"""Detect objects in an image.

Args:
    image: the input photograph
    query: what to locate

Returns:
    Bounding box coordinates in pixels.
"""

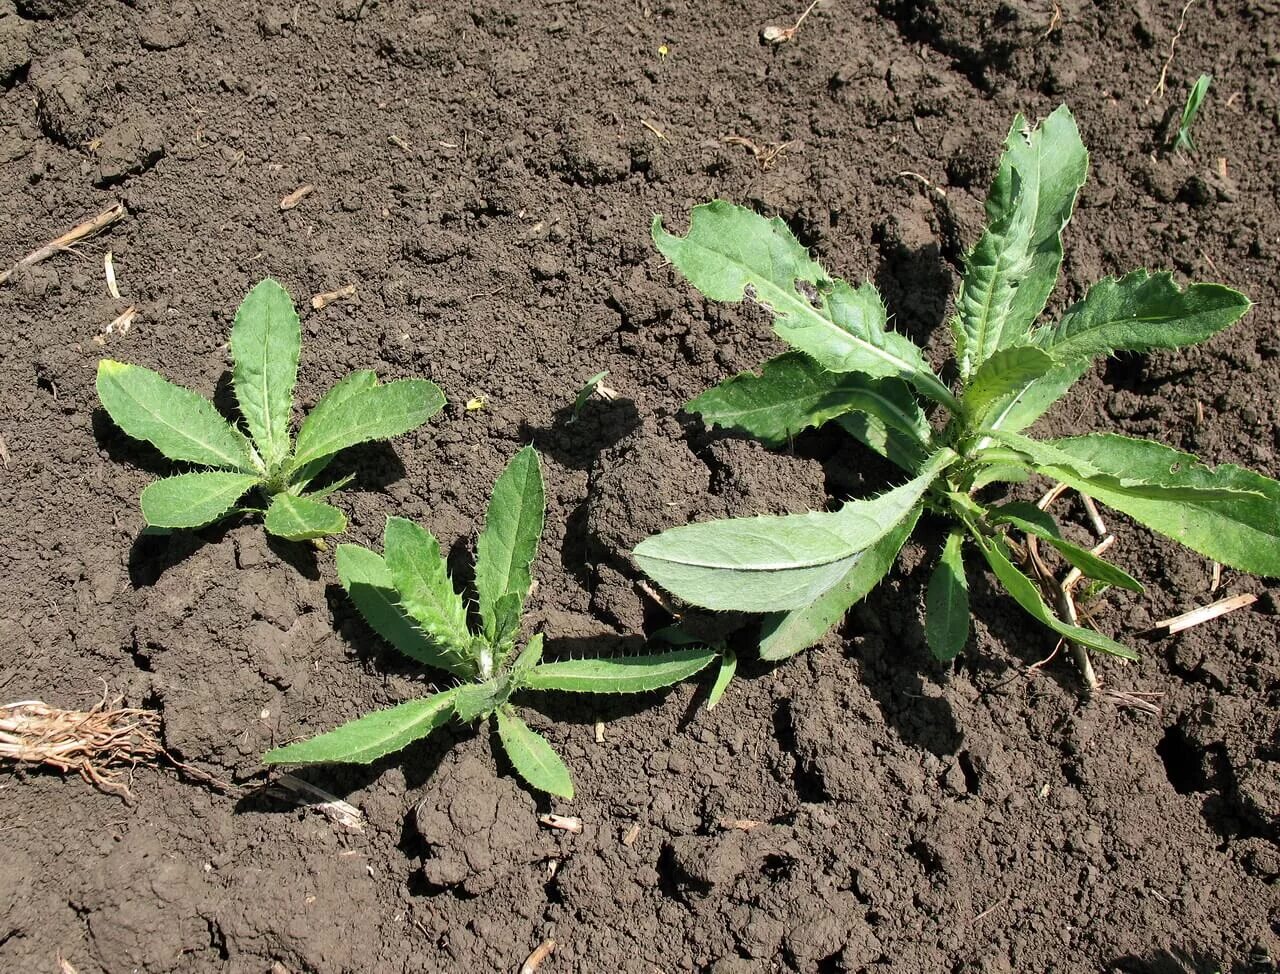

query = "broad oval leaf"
[288,370,378,487]
[97,360,257,471]
[290,378,445,471]
[263,492,346,541]
[383,516,470,655]
[523,647,716,694]
[263,688,458,765]
[926,529,970,661]
[140,471,260,528]
[475,446,545,645]
[495,706,573,798]
[231,279,300,468]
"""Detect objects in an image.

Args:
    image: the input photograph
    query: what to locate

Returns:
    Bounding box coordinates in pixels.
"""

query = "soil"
[1,0,1278,972]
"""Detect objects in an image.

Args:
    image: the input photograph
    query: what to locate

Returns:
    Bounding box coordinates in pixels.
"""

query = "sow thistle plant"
[633,105,1280,684]
[264,447,716,797]
[97,279,443,541]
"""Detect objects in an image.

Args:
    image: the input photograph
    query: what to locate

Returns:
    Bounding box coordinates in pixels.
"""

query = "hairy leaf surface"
[495,706,573,798]
[140,472,260,528]
[263,689,458,765]
[926,530,970,661]
[230,278,300,468]
[289,370,378,487]
[475,446,545,645]
[524,647,716,694]
[290,379,444,471]
[962,345,1059,424]
[383,516,470,655]
[263,493,346,540]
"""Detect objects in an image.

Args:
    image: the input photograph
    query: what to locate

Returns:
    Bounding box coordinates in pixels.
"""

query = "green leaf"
[970,463,1031,490]
[832,381,932,473]
[705,650,737,711]
[140,472,261,528]
[653,202,957,410]
[495,706,573,798]
[571,370,608,420]
[336,544,473,677]
[926,530,970,661]
[758,506,920,660]
[634,461,945,613]
[523,647,716,694]
[290,379,445,471]
[230,279,300,469]
[382,517,470,655]
[1033,271,1250,362]
[289,371,378,487]
[1041,434,1280,576]
[263,493,346,541]
[97,360,257,471]
[475,447,545,645]
[962,345,1059,424]
[971,532,1137,660]
[988,501,1144,592]
[263,688,458,765]
[954,106,1088,380]
[453,681,502,722]
[510,632,545,680]
[973,359,1090,440]
[1174,73,1212,152]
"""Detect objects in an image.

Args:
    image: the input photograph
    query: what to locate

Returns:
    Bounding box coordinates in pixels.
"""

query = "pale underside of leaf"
[522,647,717,694]
[495,706,573,798]
[231,278,300,469]
[262,688,458,765]
[475,446,545,646]
[140,471,261,528]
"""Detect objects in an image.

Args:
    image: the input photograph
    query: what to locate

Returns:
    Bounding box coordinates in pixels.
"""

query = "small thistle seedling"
[1173,73,1212,152]
[633,105,1280,683]
[97,279,444,541]
[569,370,609,423]
[264,447,716,797]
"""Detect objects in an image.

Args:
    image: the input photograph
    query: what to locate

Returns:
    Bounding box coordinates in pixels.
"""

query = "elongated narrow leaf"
[230,279,300,468]
[495,706,573,798]
[510,632,544,680]
[382,517,470,654]
[140,472,260,528]
[290,379,445,471]
[758,506,920,660]
[1041,434,1280,576]
[475,447,545,645]
[962,345,1059,424]
[97,360,257,471]
[263,689,458,765]
[972,532,1137,659]
[705,650,737,710]
[653,202,956,409]
[263,493,346,541]
[523,647,716,694]
[974,359,1090,441]
[954,106,1088,380]
[1036,270,1249,362]
[833,387,932,473]
[989,501,1143,592]
[336,543,473,677]
[289,371,378,488]
[635,462,944,613]
[926,530,970,661]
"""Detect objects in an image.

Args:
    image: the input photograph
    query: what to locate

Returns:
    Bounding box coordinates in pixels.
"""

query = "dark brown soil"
[2,0,1278,971]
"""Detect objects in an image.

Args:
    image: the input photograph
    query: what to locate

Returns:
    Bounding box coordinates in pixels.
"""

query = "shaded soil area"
[2,0,1278,971]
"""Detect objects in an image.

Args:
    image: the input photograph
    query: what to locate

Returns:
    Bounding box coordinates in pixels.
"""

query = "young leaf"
[1034,271,1250,363]
[263,493,346,541]
[290,379,445,471]
[140,472,261,528]
[973,359,1090,440]
[961,345,1059,424]
[571,370,608,421]
[1040,434,1280,576]
[954,106,1088,380]
[832,383,932,473]
[495,706,573,799]
[97,360,257,472]
[336,543,473,677]
[453,681,502,722]
[926,530,970,661]
[230,278,300,469]
[634,461,944,613]
[475,446,545,645]
[288,370,378,487]
[652,202,958,410]
[989,501,1144,592]
[705,650,737,710]
[263,688,458,765]
[758,506,920,660]
[382,517,470,655]
[510,632,545,680]
[523,647,716,694]
[1173,73,1212,152]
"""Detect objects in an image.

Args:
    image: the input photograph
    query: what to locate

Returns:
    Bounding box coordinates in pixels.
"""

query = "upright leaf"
[925,530,970,661]
[382,517,470,655]
[230,279,300,468]
[653,202,957,410]
[954,106,1088,379]
[289,370,378,487]
[495,706,573,799]
[475,447,545,644]
[263,493,347,541]
[705,650,737,710]
[97,361,257,471]
[962,345,1059,424]
[263,689,458,765]
[523,647,716,694]
[139,472,260,528]
[290,379,445,471]
[973,359,1090,440]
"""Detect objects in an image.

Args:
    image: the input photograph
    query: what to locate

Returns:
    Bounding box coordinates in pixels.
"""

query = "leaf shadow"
[128,521,235,588]
[518,395,641,473]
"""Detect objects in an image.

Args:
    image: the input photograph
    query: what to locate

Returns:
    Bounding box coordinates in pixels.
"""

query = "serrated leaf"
[653,202,956,409]
[634,461,944,613]
[263,688,458,765]
[758,506,920,660]
[290,379,445,471]
[989,501,1144,592]
[954,106,1088,380]
[1033,270,1250,362]
[705,650,737,710]
[382,516,470,655]
[336,544,473,677]
[926,529,970,661]
[263,493,346,541]
[523,647,716,694]
[453,681,502,722]
[140,472,260,528]
[475,447,545,645]
[1041,434,1280,576]
[495,706,573,798]
[511,632,544,680]
[289,371,378,488]
[975,359,1090,440]
[230,279,300,468]
[962,345,1059,424]
[97,360,257,471]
